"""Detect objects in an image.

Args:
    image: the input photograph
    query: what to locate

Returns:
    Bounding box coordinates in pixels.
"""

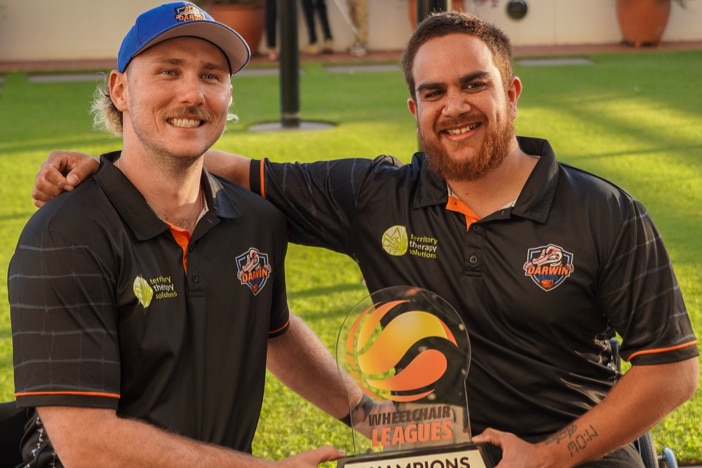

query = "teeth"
[446,123,478,135]
[169,118,201,128]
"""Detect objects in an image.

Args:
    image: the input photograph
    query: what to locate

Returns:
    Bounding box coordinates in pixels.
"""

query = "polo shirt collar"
[412,136,559,224]
[412,152,450,209]
[511,136,558,224]
[96,151,241,241]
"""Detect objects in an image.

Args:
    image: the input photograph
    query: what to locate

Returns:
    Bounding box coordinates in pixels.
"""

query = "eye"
[202,70,230,83]
[420,89,444,101]
[464,82,487,92]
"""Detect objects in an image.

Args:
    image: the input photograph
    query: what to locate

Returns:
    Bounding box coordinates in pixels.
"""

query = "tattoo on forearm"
[544,423,600,458]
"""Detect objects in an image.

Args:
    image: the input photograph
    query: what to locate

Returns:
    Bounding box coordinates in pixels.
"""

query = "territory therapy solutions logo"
[381,225,438,259]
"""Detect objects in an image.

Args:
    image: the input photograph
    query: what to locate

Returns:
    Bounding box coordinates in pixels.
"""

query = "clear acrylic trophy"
[336,286,495,467]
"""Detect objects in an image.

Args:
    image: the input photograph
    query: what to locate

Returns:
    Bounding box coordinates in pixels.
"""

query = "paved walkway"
[1,40,701,74]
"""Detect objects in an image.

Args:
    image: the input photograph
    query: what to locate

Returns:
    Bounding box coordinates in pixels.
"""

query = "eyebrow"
[416,70,491,94]
[153,57,229,73]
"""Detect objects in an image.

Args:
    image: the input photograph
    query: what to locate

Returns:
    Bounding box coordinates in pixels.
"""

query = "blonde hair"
[90,79,123,136]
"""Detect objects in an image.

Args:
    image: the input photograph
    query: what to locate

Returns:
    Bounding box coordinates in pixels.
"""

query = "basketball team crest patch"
[175,3,208,22]
[523,244,574,291]
[236,247,272,295]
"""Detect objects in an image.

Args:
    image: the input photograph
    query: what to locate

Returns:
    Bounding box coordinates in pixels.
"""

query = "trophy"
[335,286,495,468]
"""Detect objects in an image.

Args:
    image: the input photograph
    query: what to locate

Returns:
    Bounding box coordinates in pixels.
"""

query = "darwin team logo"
[175,4,207,22]
[236,248,272,295]
[523,244,575,291]
[344,299,463,403]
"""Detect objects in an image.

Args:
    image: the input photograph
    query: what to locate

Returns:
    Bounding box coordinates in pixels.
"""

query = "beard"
[420,116,515,183]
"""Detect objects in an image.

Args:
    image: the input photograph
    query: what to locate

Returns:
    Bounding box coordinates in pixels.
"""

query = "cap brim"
[134,21,250,75]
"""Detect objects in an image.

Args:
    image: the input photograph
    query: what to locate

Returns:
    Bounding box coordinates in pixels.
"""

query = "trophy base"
[337,442,495,468]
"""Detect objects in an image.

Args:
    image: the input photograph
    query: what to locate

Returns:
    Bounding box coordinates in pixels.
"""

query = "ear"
[109,70,129,112]
[506,76,522,120]
[407,97,418,118]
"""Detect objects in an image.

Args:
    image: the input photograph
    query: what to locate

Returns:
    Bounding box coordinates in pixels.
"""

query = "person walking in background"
[300,0,334,55]
[347,0,368,56]
[265,0,278,60]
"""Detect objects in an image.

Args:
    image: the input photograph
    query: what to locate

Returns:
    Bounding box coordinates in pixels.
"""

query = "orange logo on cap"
[175,4,207,22]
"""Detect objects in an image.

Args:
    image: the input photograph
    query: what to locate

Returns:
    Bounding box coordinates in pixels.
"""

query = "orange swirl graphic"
[345,300,458,402]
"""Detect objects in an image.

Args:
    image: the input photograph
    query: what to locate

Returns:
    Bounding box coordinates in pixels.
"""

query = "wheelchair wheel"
[635,432,658,468]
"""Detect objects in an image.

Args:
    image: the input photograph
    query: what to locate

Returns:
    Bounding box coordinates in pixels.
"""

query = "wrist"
[338,394,374,427]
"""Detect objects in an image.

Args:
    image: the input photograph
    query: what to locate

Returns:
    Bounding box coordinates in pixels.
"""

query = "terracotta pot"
[408,0,466,28]
[207,4,265,54]
[616,0,671,47]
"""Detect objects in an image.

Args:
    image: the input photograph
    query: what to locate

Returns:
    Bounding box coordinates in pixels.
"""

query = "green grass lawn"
[0,50,700,463]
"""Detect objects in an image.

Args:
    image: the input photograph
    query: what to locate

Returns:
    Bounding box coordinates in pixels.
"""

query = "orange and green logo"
[344,298,462,403]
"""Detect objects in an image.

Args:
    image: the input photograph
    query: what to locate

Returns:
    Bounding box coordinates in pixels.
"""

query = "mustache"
[165,107,213,123]
[439,112,484,128]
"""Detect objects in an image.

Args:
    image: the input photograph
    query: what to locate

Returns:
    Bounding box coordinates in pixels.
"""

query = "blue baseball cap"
[117,2,250,74]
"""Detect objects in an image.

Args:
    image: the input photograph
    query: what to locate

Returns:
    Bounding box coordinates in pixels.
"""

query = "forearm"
[204,148,252,189]
[267,314,364,420]
[473,357,698,467]
[536,358,698,466]
[38,407,272,467]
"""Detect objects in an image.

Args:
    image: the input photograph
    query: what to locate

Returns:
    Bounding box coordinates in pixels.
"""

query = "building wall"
[0,0,700,63]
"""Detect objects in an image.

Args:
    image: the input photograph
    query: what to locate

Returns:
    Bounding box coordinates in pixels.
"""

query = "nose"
[442,88,471,116]
[177,73,206,106]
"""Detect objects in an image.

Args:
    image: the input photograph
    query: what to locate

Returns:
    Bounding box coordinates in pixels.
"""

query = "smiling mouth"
[445,122,481,135]
[168,117,203,128]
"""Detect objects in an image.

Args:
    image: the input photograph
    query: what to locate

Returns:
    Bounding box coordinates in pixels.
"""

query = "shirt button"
[192,274,200,283]
[472,225,483,234]
[469,255,479,264]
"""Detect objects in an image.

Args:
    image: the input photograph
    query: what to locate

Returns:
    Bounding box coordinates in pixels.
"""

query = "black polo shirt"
[10,152,289,459]
[250,136,698,440]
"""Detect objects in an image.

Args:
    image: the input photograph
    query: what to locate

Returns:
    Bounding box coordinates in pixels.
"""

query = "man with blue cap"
[9,3,359,466]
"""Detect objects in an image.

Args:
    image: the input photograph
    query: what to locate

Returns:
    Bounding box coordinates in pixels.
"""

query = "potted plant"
[616,0,689,47]
[194,0,265,55]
